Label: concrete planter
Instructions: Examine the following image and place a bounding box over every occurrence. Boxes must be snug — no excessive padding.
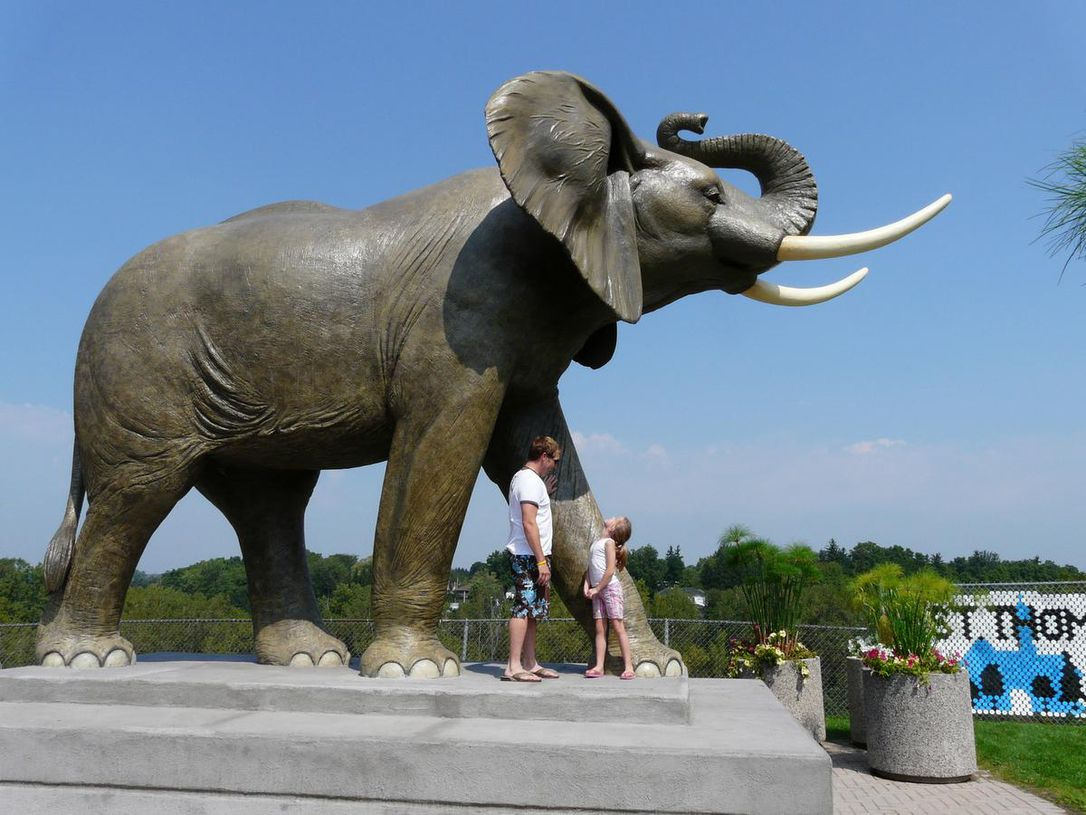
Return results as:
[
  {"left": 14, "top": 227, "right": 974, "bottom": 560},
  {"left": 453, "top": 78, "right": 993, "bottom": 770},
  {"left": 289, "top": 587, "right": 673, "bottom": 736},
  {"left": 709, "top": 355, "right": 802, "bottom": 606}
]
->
[
  {"left": 758, "top": 657, "right": 826, "bottom": 741},
  {"left": 846, "top": 656, "right": 866, "bottom": 746},
  {"left": 862, "top": 669, "right": 976, "bottom": 783}
]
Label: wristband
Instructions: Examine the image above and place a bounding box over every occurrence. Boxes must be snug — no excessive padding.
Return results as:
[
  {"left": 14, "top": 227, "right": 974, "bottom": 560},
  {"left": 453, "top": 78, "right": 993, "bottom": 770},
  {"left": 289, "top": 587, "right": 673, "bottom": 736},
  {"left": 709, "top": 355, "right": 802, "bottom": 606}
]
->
[{"left": 537, "top": 560, "right": 547, "bottom": 567}]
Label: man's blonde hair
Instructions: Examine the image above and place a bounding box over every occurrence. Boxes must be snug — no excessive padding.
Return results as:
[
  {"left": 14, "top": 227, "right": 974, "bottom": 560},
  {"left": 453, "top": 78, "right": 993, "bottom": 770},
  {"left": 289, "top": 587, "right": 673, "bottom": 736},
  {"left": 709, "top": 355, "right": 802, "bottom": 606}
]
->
[{"left": 527, "top": 436, "right": 561, "bottom": 462}]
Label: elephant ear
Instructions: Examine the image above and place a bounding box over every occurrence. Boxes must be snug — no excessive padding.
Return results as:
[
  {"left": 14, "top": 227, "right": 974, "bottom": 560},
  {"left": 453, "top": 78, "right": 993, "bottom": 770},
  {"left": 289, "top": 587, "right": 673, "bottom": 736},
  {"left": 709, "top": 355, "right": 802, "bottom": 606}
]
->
[{"left": 486, "top": 71, "right": 644, "bottom": 323}]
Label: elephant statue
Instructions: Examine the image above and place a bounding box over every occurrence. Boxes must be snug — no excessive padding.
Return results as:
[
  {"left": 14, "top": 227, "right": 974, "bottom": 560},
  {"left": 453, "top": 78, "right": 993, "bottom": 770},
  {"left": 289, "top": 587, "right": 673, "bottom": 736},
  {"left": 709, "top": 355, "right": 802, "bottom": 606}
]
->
[{"left": 38, "top": 71, "right": 949, "bottom": 676}]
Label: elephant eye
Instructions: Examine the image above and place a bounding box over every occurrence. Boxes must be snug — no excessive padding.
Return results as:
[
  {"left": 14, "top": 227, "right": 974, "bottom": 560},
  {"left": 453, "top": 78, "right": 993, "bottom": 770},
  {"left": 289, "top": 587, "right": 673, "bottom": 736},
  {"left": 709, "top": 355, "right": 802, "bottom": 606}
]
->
[{"left": 704, "top": 186, "right": 724, "bottom": 205}]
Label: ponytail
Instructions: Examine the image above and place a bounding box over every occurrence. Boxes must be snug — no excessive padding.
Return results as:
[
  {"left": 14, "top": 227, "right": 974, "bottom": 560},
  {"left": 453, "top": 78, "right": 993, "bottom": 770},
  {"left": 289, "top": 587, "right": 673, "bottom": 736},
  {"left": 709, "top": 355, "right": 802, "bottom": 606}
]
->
[{"left": 615, "top": 541, "right": 629, "bottom": 571}]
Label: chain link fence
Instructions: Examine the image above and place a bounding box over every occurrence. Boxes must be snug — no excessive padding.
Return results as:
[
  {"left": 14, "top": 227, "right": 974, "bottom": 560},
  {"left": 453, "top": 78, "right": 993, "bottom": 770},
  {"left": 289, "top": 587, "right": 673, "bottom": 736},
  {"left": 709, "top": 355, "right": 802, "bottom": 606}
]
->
[
  {"left": 4, "top": 581, "right": 1081, "bottom": 722},
  {"left": 1, "top": 617, "right": 862, "bottom": 715},
  {"left": 942, "top": 582, "right": 1086, "bottom": 720}
]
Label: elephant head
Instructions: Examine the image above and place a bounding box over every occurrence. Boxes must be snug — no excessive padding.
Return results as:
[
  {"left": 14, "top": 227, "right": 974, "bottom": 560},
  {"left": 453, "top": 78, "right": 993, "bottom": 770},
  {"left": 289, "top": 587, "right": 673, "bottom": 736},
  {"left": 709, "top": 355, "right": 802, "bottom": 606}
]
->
[{"left": 486, "top": 71, "right": 949, "bottom": 324}]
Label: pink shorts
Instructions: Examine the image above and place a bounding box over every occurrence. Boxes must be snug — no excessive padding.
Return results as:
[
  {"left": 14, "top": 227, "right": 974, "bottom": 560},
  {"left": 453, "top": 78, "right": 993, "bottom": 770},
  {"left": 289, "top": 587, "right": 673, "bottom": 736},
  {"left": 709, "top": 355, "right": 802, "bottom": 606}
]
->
[{"left": 592, "top": 582, "right": 624, "bottom": 620}]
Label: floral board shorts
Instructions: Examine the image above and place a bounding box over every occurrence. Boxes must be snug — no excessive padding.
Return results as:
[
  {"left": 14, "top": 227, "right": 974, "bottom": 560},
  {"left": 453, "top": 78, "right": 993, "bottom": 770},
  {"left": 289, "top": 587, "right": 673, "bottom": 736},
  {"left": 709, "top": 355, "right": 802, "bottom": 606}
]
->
[
  {"left": 509, "top": 553, "right": 551, "bottom": 619},
  {"left": 592, "top": 581, "right": 625, "bottom": 620}
]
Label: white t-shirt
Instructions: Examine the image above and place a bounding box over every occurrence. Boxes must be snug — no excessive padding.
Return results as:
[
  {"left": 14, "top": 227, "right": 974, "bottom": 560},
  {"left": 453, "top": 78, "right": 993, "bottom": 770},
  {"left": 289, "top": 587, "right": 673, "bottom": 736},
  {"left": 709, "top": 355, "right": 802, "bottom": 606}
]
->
[
  {"left": 588, "top": 537, "right": 619, "bottom": 587},
  {"left": 505, "top": 468, "right": 552, "bottom": 557}
]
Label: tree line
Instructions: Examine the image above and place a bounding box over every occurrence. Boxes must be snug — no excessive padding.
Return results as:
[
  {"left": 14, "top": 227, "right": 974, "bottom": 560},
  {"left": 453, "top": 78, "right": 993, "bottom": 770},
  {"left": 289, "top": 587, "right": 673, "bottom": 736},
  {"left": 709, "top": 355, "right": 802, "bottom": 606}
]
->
[{"left": 1, "top": 536, "right": 1082, "bottom": 624}]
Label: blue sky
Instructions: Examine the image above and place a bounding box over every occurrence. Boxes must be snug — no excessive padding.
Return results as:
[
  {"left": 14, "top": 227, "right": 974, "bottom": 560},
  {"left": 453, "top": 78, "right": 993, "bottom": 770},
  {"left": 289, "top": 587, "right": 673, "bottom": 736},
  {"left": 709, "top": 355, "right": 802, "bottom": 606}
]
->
[{"left": 3, "top": 2, "right": 1085, "bottom": 573}]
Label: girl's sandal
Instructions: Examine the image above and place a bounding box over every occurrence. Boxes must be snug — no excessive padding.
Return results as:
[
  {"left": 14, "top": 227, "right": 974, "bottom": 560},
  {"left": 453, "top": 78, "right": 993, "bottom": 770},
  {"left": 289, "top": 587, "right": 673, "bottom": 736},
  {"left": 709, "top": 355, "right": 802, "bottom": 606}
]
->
[
  {"left": 620, "top": 670, "right": 636, "bottom": 680},
  {"left": 584, "top": 668, "right": 604, "bottom": 678}
]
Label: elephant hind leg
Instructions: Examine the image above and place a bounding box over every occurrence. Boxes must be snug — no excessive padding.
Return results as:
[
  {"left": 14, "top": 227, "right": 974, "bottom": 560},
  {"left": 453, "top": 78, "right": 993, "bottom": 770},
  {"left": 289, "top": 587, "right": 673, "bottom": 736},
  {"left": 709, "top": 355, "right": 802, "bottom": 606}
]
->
[
  {"left": 195, "top": 465, "right": 349, "bottom": 667},
  {"left": 36, "top": 469, "right": 195, "bottom": 667}
]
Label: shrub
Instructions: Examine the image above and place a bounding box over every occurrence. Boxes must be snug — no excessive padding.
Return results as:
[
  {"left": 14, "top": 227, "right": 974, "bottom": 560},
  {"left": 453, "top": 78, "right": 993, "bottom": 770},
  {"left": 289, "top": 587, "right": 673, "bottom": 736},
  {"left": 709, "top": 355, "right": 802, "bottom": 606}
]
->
[{"left": 852, "top": 564, "right": 961, "bottom": 677}]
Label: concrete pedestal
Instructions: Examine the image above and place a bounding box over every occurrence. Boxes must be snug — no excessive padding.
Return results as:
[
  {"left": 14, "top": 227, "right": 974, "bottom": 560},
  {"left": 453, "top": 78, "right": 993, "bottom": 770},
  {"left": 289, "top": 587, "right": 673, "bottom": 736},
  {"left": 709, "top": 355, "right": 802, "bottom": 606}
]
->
[{"left": 0, "top": 657, "right": 832, "bottom": 814}]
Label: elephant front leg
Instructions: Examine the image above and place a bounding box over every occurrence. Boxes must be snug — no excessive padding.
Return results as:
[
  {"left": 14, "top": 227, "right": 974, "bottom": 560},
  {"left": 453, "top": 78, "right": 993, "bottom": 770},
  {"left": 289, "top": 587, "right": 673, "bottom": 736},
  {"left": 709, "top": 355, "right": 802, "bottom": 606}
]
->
[
  {"left": 361, "top": 374, "right": 505, "bottom": 678},
  {"left": 485, "top": 396, "right": 684, "bottom": 677}
]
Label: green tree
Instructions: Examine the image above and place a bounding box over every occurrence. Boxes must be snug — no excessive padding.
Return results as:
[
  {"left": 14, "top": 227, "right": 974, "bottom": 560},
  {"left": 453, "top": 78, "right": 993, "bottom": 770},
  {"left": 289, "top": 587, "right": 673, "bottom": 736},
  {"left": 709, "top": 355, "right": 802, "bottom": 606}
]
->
[
  {"left": 123, "top": 585, "right": 247, "bottom": 619},
  {"left": 625, "top": 545, "right": 665, "bottom": 595},
  {"left": 0, "top": 558, "right": 46, "bottom": 622},
  {"left": 159, "top": 557, "right": 250, "bottom": 610},
  {"left": 307, "top": 552, "right": 358, "bottom": 600},
  {"left": 453, "top": 571, "right": 506, "bottom": 619},
  {"left": 352, "top": 556, "right": 374, "bottom": 586},
  {"left": 663, "top": 546, "right": 685, "bottom": 587},
  {"left": 482, "top": 549, "right": 515, "bottom": 591},
  {"left": 320, "top": 583, "right": 373, "bottom": 618},
  {"left": 818, "top": 539, "right": 848, "bottom": 567},
  {"left": 678, "top": 565, "right": 701, "bottom": 588},
  {"left": 698, "top": 524, "right": 754, "bottom": 590},
  {"left": 651, "top": 588, "right": 699, "bottom": 619},
  {"left": 703, "top": 587, "right": 744, "bottom": 621}
]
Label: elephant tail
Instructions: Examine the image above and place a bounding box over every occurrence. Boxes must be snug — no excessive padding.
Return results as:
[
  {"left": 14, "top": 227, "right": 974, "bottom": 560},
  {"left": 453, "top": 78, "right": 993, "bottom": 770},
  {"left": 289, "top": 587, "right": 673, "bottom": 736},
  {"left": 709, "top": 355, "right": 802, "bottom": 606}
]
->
[{"left": 44, "top": 443, "right": 85, "bottom": 594}]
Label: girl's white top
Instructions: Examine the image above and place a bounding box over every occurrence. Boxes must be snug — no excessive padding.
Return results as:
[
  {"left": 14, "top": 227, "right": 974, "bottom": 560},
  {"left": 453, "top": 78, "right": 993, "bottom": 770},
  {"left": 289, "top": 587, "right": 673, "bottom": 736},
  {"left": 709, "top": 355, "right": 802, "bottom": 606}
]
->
[{"left": 588, "top": 537, "right": 619, "bottom": 587}]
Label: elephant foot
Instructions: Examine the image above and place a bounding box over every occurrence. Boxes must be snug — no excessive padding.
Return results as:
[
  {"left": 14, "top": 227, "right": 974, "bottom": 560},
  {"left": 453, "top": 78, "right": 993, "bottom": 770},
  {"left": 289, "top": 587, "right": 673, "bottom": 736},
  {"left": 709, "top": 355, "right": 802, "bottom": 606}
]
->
[
  {"left": 255, "top": 619, "right": 350, "bottom": 667},
  {"left": 36, "top": 623, "right": 136, "bottom": 668},
  {"left": 613, "top": 640, "right": 684, "bottom": 678},
  {"left": 360, "top": 627, "right": 459, "bottom": 678}
]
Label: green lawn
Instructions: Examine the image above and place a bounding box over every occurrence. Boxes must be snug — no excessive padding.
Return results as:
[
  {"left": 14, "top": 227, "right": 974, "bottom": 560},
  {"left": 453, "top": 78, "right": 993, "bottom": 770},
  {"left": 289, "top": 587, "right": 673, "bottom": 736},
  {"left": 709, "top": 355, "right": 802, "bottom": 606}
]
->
[
  {"left": 974, "top": 719, "right": 1086, "bottom": 813},
  {"left": 826, "top": 714, "right": 1086, "bottom": 813}
]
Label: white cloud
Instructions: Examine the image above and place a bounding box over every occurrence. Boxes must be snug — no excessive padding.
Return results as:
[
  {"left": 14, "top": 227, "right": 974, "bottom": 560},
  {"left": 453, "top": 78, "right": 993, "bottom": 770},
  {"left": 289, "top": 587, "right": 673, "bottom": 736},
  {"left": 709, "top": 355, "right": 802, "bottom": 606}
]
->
[
  {"left": 845, "top": 438, "right": 907, "bottom": 455},
  {"left": 546, "top": 428, "right": 1086, "bottom": 568},
  {"left": 570, "top": 431, "right": 629, "bottom": 456},
  {"left": 0, "top": 402, "right": 71, "bottom": 442}
]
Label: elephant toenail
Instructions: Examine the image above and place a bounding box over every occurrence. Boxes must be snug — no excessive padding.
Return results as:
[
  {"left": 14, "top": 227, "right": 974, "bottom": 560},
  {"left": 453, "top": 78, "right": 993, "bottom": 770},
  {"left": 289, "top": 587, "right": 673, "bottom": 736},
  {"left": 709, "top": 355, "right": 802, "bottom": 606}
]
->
[
  {"left": 317, "top": 651, "right": 344, "bottom": 667},
  {"left": 289, "top": 653, "right": 315, "bottom": 667},
  {"left": 442, "top": 658, "right": 460, "bottom": 677},
  {"left": 408, "top": 659, "right": 440, "bottom": 678},
  {"left": 376, "top": 662, "right": 406, "bottom": 678},
  {"left": 42, "top": 652, "right": 65, "bottom": 667},
  {"left": 104, "top": 649, "right": 130, "bottom": 667},
  {"left": 665, "top": 659, "right": 683, "bottom": 677},
  {"left": 70, "top": 652, "right": 101, "bottom": 669},
  {"left": 635, "top": 661, "right": 661, "bottom": 678}
]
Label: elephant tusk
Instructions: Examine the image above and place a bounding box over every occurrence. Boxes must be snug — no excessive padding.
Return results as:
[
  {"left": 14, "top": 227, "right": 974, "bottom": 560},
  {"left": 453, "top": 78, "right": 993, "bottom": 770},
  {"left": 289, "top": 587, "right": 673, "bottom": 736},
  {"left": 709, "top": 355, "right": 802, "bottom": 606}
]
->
[
  {"left": 741, "top": 268, "right": 868, "bottom": 306},
  {"left": 777, "top": 194, "right": 951, "bottom": 261}
]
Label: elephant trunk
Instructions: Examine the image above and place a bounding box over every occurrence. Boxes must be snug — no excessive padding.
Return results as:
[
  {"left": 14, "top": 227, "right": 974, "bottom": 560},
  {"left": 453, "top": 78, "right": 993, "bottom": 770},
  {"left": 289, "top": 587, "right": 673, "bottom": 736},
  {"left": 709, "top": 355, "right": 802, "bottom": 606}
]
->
[{"left": 656, "top": 113, "right": 818, "bottom": 237}]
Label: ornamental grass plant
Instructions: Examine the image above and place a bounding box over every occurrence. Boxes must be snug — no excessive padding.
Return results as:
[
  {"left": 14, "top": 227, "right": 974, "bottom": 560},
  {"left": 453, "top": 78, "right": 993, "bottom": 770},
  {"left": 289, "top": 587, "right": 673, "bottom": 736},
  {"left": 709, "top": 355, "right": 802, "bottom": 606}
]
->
[
  {"left": 852, "top": 563, "right": 961, "bottom": 678},
  {"left": 721, "top": 534, "right": 820, "bottom": 674}
]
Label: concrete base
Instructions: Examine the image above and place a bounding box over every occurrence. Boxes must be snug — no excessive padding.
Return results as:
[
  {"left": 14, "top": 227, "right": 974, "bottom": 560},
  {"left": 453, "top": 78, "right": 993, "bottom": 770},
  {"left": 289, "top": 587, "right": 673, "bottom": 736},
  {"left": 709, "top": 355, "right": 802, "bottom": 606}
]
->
[
  {"left": 0, "top": 658, "right": 832, "bottom": 814},
  {"left": 846, "top": 657, "right": 866, "bottom": 747},
  {"left": 863, "top": 669, "right": 976, "bottom": 783},
  {"left": 760, "top": 657, "right": 826, "bottom": 742}
]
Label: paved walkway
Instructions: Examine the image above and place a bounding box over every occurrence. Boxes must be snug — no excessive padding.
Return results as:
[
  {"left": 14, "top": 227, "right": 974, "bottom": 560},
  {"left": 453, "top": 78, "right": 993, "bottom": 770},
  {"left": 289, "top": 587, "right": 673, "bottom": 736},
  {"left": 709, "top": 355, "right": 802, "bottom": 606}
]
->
[{"left": 827, "top": 740, "right": 1069, "bottom": 814}]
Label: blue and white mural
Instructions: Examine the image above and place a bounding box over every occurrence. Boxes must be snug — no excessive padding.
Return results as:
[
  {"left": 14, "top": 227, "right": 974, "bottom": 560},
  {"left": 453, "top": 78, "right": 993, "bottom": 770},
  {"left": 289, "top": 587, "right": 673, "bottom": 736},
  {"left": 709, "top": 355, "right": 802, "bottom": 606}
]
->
[{"left": 940, "top": 590, "right": 1086, "bottom": 718}]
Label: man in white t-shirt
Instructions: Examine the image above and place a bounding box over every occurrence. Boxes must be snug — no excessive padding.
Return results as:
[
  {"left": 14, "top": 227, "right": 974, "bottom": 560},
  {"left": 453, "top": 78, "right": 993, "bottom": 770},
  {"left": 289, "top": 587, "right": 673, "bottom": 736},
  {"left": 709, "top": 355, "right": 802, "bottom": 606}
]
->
[{"left": 502, "top": 435, "right": 561, "bottom": 682}]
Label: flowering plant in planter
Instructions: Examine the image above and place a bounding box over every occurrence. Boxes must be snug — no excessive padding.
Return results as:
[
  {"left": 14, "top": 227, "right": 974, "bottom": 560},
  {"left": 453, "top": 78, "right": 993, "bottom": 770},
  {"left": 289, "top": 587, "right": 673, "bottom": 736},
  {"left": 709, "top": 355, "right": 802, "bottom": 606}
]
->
[
  {"left": 852, "top": 564, "right": 962, "bottom": 681},
  {"left": 861, "top": 645, "right": 962, "bottom": 681},
  {"left": 725, "top": 629, "right": 816, "bottom": 678}
]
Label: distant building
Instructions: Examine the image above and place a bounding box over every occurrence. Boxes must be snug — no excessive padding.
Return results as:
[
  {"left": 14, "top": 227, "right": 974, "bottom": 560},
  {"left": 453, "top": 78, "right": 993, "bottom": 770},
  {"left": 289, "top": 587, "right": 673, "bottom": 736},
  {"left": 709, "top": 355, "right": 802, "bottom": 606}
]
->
[
  {"left": 683, "top": 588, "right": 707, "bottom": 609},
  {"left": 446, "top": 582, "right": 470, "bottom": 612}
]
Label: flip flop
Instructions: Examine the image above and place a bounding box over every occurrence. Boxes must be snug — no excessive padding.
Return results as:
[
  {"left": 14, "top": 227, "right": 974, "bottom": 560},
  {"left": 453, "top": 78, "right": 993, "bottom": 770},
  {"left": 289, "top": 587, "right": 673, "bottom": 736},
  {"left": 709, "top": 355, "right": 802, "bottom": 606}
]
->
[
  {"left": 531, "top": 667, "right": 559, "bottom": 679},
  {"left": 584, "top": 668, "right": 604, "bottom": 678},
  {"left": 620, "top": 670, "right": 636, "bottom": 680},
  {"left": 501, "top": 671, "right": 541, "bottom": 682}
]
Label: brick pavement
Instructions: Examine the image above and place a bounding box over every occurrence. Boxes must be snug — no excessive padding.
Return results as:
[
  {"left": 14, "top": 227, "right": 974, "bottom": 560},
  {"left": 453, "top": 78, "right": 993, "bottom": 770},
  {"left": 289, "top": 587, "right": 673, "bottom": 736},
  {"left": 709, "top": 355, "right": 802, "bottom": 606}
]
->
[{"left": 826, "top": 740, "right": 1070, "bottom": 814}]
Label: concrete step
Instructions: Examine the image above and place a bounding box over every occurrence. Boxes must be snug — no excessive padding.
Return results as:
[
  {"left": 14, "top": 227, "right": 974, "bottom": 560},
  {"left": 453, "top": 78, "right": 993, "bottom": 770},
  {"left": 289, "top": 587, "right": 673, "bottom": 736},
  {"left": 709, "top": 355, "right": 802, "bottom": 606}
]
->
[
  {"left": 0, "top": 660, "right": 831, "bottom": 814},
  {"left": 0, "top": 658, "right": 688, "bottom": 724}
]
